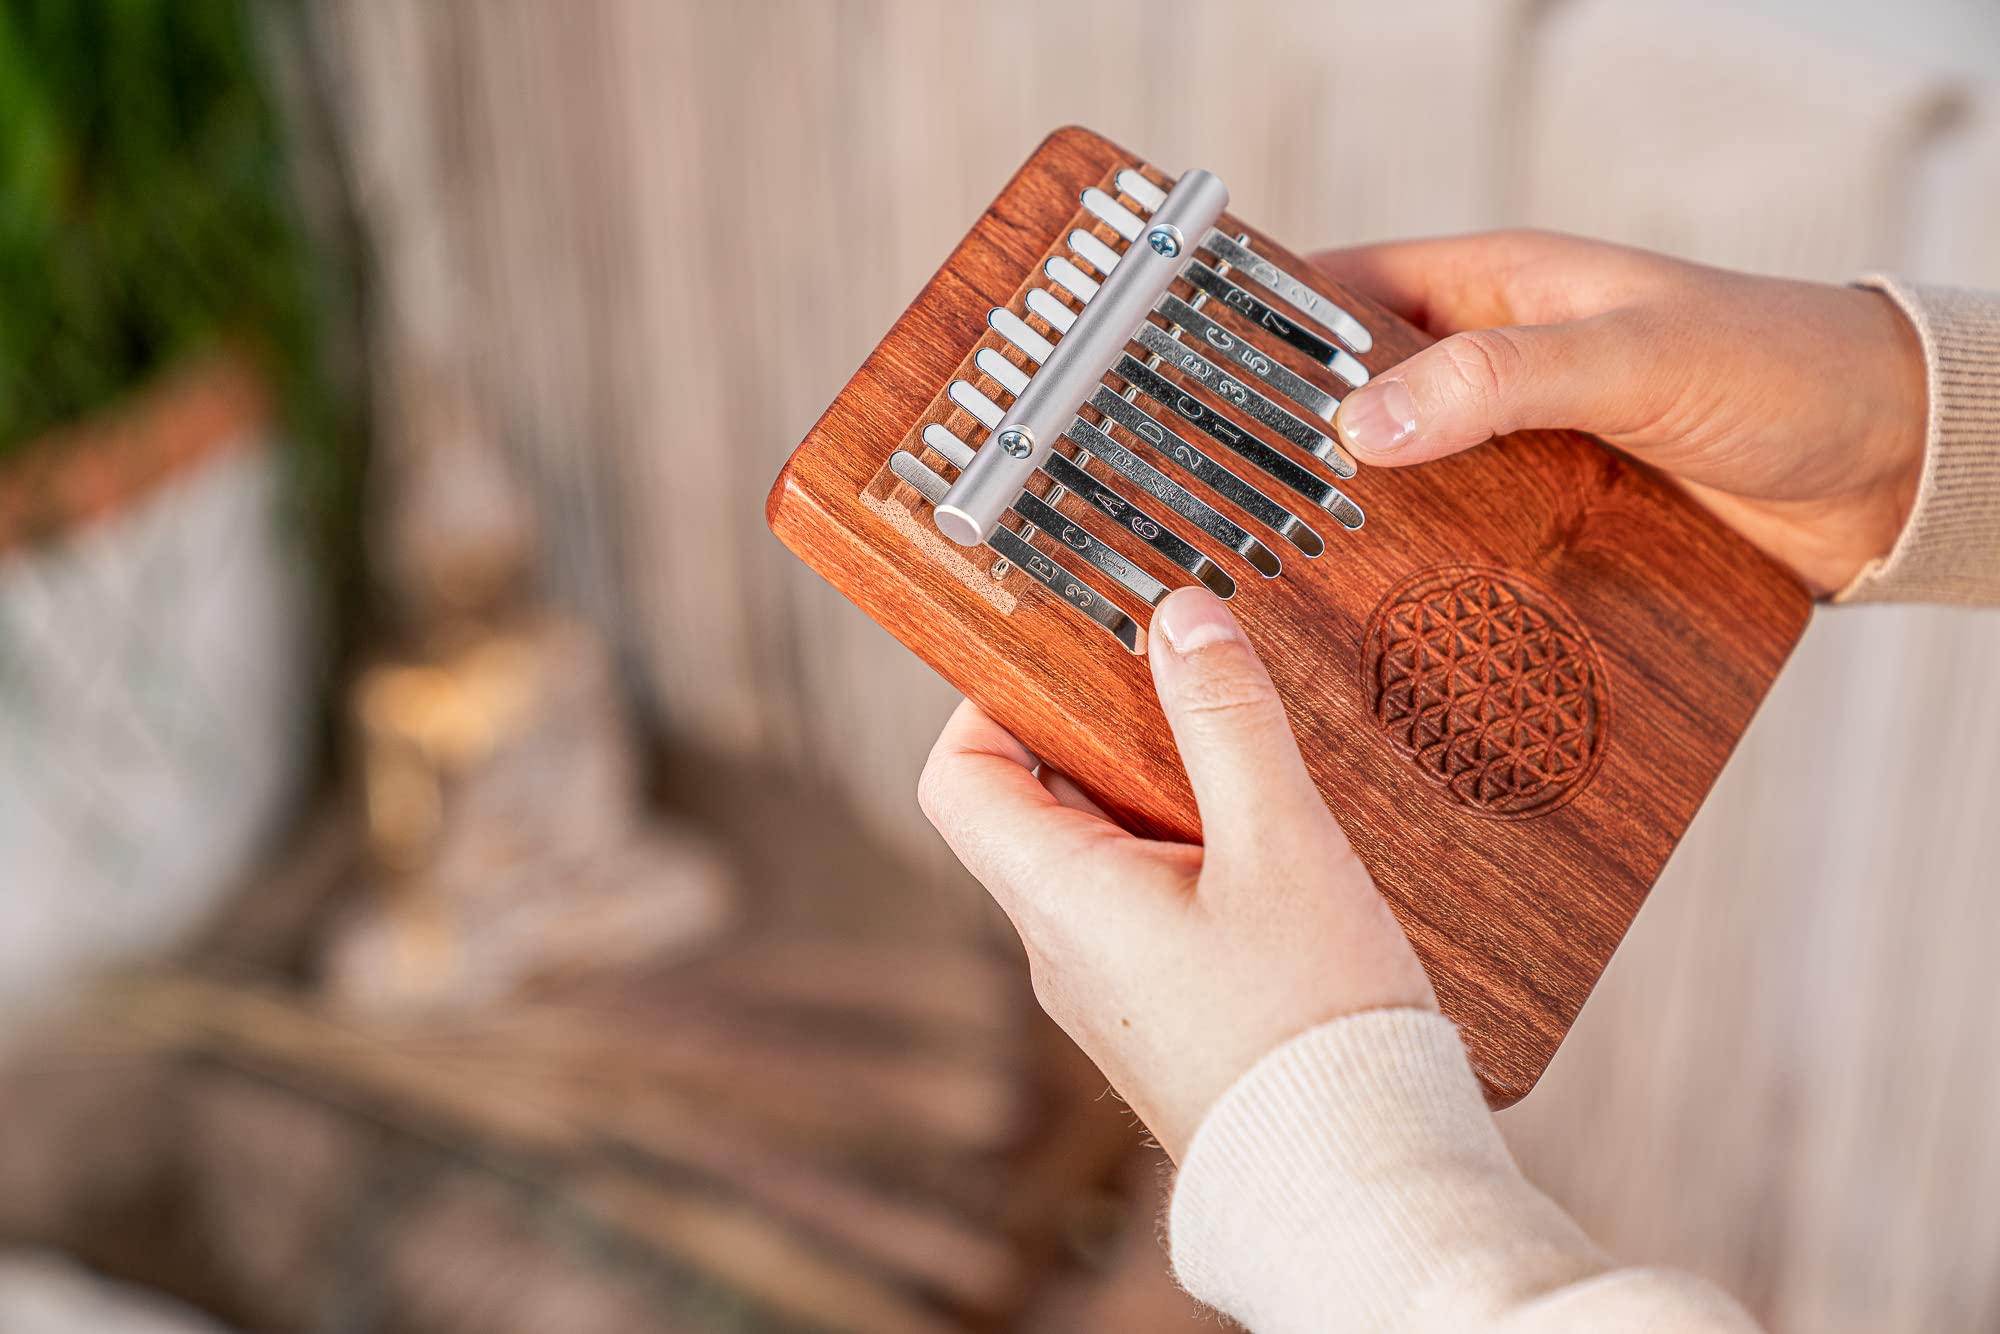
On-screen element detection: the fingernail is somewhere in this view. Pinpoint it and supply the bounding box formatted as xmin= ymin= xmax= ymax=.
xmin=1337 ymin=379 xmax=1417 ymax=456
xmin=1155 ymin=587 xmax=1242 ymax=656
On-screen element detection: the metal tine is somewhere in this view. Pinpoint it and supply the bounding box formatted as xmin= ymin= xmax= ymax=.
xmin=1016 ymin=286 xmax=1358 ymax=517
xmin=1051 ymin=234 xmax=1340 ymax=422
xmin=1045 ymin=255 xmax=1099 ymax=301
xmin=942 ymin=382 xmax=1178 ymax=604
xmin=974 ymin=346 xmax=1029 ymax=397
xmin=1115 ymin=169 xmax=1168 ymax=212
xmin=1067 ymin=416 xmax=1283 ymax=574
xmin=1116 ymin=168 xmax=1374 ymax=360
xmin=924 ymin=417 xmax=1223 ymax=602
xmin=1156 ymin=292 xmax=1340 ymax=421
xmin=1093 ymin=377 xmax=1354 ymax=541
xmin=1080 ymin=188 xmax=1144 ymax=243
xmin=922 ymin=422 xmax=976 ymax=470
xmin=948 ymin=379 xmax=1004 ymax=430
xmin=940 ymin=384 xmax=1192 ymax=608
xmin=1110 ymin=352 xmax=1362 ymax=525
xmin=988 ymin=308 xmax=1053 ymax=363
xmin=961 ymin=365 xmax=1236 ymax=599
xmin=987 ymin=309 xmax=1280 ymax=577
xmin=1200 ymin=230 xmax=1375 ymax=361
xmin=1026 ymin=287 xmax=1078 ymax=335
xmin=1069 ymin=228 xmax=1123 ymax=278
xmin=1100 ymin=367 xmax=1362 ymax=531
xmin=1010 ymin=488 xmax=1170 ymax=607
xmin=1132 ymin=322 xmax=1358 ymax=477
xmin=889 ymin=450 xmax=1144 ymax=653
xmin=1183 ymin=259 xmax=1357 ymax=374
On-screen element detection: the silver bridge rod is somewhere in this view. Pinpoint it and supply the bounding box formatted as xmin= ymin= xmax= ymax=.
xmin=932 ymin=169 xmax=1229 ymax=547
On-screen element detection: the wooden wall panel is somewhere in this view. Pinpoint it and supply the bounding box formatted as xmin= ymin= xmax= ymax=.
xmin=1500 ymin=6 xmax=2000 ymax=1330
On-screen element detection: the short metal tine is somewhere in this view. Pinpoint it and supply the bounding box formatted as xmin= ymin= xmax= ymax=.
xmin=890 ymin=450 xmax=1145 ymax=653
xmin=1132 ymin=322 xmax=1357 ymax=476
xmin=921 ymin=422 xmax=974 ymax=470
xmin=1115 ymin=168 xmax=1168 ymax=213
xmin=1069 ymin=228 xmax=1123 ymax=277
xmin=1045 ymin=255 xmax=1100 ymax=302
xmin=1025 ymin=287 xmax=1078 ymax=335
xmin=974 ymin=347 xmax=1029 ymax=397
xmin=948 ymin=380 xmax=1004 ymax=431
xmin=889 ymin=449 xmax=954 ymax=504
xmin=1199 ymin=230 xmax=1374 ymax=359
xmin=1093 ymin=380 xmax=1335 ymax=549
xmin=989 ymin=308 xmax=1054 ymax=364
xmin=1080 ymin=187 xmax=1144 ymax=242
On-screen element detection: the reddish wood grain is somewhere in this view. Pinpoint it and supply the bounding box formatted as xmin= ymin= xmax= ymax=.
xmin=767 ymin=126 xmax=1811 ymax=1104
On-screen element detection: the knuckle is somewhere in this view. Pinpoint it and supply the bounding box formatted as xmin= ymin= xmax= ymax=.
xmin=1172 ymin=656 xmax=1280 ymax=725
xmin=1436 ymin=328 xmax=1523 ymax=403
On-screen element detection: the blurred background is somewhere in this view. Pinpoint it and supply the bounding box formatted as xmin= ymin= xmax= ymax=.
xmin=2 ymin=1 xmax=1999 ymax=1330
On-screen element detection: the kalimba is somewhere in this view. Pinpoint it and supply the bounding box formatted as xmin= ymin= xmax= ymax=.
xmin=766 ymin=127 xmax=1811 ymax=1103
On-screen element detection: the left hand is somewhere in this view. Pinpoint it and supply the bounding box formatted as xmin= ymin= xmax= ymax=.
xmin=918 ymin=586 xmax=1436 ymax=1161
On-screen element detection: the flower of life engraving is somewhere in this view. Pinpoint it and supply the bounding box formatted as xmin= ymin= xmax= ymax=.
xmin=1361 ymin=566 xmax=1610 ymax=820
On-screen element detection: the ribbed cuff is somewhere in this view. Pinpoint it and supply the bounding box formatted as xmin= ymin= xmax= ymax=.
xmin=1840 ymin=277 xmax=2000 ymax=605
xmin=1168 ymin=1009 xmax=1607 ymax=1334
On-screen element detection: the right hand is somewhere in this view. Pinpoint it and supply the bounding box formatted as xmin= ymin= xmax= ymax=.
xmin=1312 ymin=231 xmax=1928 ymax=595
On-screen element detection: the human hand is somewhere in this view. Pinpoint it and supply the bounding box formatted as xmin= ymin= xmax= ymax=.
xmin=1315 ymin=231 xmax=1928 ymax=595
xmin=918 ymin=587 xmax=1435 ymax=1161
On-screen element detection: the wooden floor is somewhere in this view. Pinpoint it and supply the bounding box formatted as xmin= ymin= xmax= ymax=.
xmin=306 ymin=2 xmax=2000 ymax=1328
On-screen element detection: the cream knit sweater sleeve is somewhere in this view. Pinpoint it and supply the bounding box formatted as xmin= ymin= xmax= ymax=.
xmin=1168 ymin=281 xmax=2000 ymax=1333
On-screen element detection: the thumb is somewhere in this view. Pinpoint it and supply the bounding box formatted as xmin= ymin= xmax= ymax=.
xmin=1148 ymin=587 xmax=1345 ymax=866
xmin=1334 ymin=315 xmax=1650 ymax=467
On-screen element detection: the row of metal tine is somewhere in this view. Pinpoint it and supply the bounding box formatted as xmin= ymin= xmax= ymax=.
xmin=890 ymin=167 xmax=1374 ymax=654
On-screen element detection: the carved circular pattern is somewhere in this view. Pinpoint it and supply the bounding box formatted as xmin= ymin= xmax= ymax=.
xmin=1361 ymin=565 xmax=1609 ymax=820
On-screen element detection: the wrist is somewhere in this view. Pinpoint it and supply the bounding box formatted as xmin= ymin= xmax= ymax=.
xmin=1854 ymin=283 xmax=1929 ymax=560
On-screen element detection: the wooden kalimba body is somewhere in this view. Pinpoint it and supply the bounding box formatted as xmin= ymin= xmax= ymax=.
xmin=767 ymin=127 xmax=1811 ymax=1103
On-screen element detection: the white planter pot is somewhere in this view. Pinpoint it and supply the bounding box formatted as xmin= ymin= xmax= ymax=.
xmin=0 ymin=358 xmax=316 ymax=1032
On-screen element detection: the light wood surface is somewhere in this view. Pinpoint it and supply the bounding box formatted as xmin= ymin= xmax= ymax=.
xmin=309 ymin=2 xmax=2000 ymax=1328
